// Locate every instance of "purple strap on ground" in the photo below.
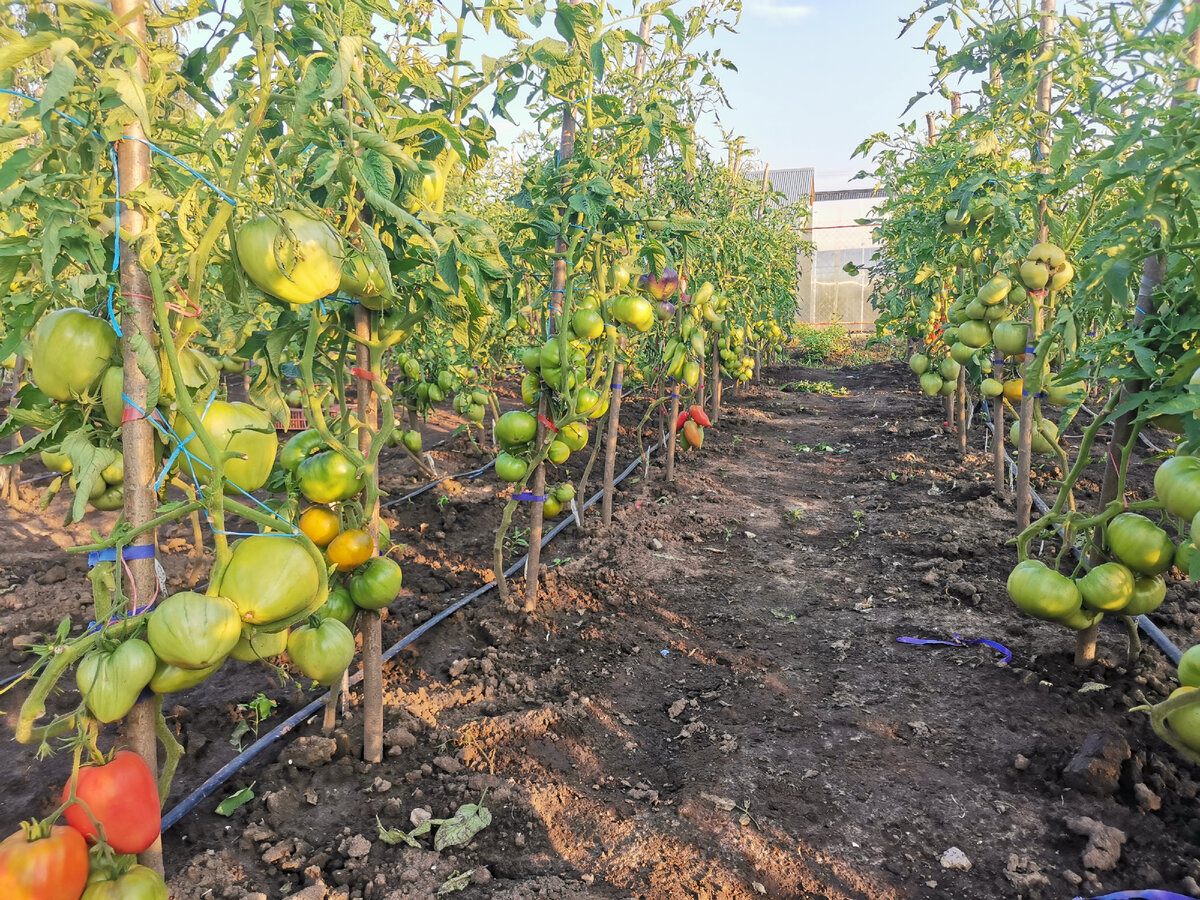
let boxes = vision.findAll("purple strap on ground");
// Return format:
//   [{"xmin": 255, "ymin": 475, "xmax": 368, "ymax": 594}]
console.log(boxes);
[
  {"xmin": 1075, "ymin": 892, "xmax": 1199, "ymax": 900},
  {"xmin": 896, "ymin": 633, "xmax": 1012, "ymax": 665}
]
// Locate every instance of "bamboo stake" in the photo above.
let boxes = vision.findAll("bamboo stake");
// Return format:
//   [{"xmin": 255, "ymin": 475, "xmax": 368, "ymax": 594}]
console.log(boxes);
[
  {"xmin": 993, "ymin": 360, "xmax": 1006, "ymax": 495},
  {"xmin": 112, "ymin": 0, "xmax": 162, "ymax": 876},
  {"xmin": 956, "ymin": 367, "xmax": 967, "ymax": 457},
  {"xmin": 710, "ymin": 339, "xmax": 722, "ymax": 424}
]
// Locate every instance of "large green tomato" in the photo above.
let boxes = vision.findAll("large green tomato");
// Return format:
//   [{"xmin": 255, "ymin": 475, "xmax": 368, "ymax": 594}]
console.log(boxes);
[
  {"xmin": 495, "ymin": 453, "xmax": 527, "ymax": 483},
  {"xmin": 287, "ymin": 618, "xmax": 355, "ymax": 685},
  {"xmin": 219, "ymin": 536, "xmax": 322, "ymax": 626},
  {"xmin": 349, "ymin": 557, "xmax": 403, "ymax": 610},
  {"xmin": 31, "ymin": 309, "xmax": 118, "ymax": 401},
  {"xmin": 992, "ymin": 322, "xmax": 1029, "ymax": 357},
  {"xmin": 159, "ymin": 347, "xmax": 216, "ymax": 402},
  {"xmin": 1077, "ymin": 562, "xmax": 1135, "ymax": 612},
  {"xmin": 147, "ymin": 591, "xmax": 242, "ymax": 669},
  {"xmin": 1166, "ymin": 687, "xmax": 1200, "ymax": 752},
  {"xmin": 230, "ymin": 627, "xmax": 290, "ymax": 662},
  {"xmin": 1154, "ymin": 455, "xmax": 1200, "ymax": 521},
  {"xmin": 1107, "ymin": 513, "xmax": 1175, "ymax": 576},
  {"xmin": 612, "ymin": 295, "xmax": 655, "ymax": 332},
  {"xmin": 1123, "ymin": 574, "xmax": 1167, "ymax": 616},
  {"xmin": 76, "ymin": 640, "xmax": 157, "ymax": 723},
  {"xmin": 496, "ymin": 411, "xmax": 537, "ymax": 450},
  {"xmin": 81, "ymin": 864, "xmax": 168, "ymax": 900},
  {"xmin": 296, "ymin": 450, "xmax": 364, "ymax": 504},
  {"xmin": 174, "ymin": 401, "xmax": 278, "ymax": 493},
  {"xmin": 149, "ymin": 659, "xmax": 222, "ymax": 694},
  {"xmin": 1006, "ymin": 559, "xmax": 1081, "ymax": 621},
  {"xmin": 235, "ymin": 210, "xmax": 342, "ymax": 305}
]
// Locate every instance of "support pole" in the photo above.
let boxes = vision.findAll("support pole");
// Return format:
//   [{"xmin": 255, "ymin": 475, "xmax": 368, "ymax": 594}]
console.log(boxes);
[
  {"xmin": 112, "ymin": 0, "xmax": 162, "ymax": 876},
  {"xmin": 526, "ymin": 32, "xmax": 578, "ymax": 610},
  {"xmin": 355, "ymin": 307, "xmax": 383, "ymax": 763}
]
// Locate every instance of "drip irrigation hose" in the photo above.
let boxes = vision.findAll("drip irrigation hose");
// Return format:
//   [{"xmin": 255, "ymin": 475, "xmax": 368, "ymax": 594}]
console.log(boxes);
[
  {"xmin": 161, "ymin": 438, "xmax": 664, "ymax": 832},
  {"xmin": 380, "ymin": 460, "xmax": 495, "ymax": 509},
  {"xmin": 978, "ymin": 402, "xmax": 1183, "ymax": 665}
]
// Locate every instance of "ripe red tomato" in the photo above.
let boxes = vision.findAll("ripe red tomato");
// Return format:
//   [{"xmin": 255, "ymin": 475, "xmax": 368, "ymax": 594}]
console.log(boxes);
[
  {"xmin": 61, "ymin": 751, "xmax": 161, "ymax": 854},
  {"xmin": 0, "ymin": 824, "xmax": 89, "ymax": 900}
]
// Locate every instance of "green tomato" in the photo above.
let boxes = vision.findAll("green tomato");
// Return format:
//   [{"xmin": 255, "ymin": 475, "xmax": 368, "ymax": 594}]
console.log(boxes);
[
  {"xmin": 100, "ymin": 366, "xmax": 125, "ymax": 428},
  {"xmin": 349, "ymin": 557, "xmax": 404, "ymax": 610},
  {"xmin": 1154, "ymin": 455, "xmax": 1200, "ymax": 522},
  {"xmin": 287, "ymin": 618, "xmax": 355, "ymax": 685},
  {"xmin": 1006, "ymin": 559, "xmax": 1081, "ymax": 621},
  {"xmin": 1107, "ymin": 513, "xmax": 1176, "ymax": 577},
  {"xmin": 82, "ymin": 864, "xmax": 168, "ymax": 900},
  {"xmin": 314, "ymin": 587, "xmax": 357, "ymax": 625},
  {"xmin": 496, "ymin": 411, "xmax": 537, "ymax": 450},
  {"xmin": 77, "ymin": 640, "xmax": 157, "ymax": 723},
  {"xmin": 280, "ymin": 429, "xmax": 324, "ymax": 473},
  {"xmin": 147, "ymin": 591, "xmax": 242, "ymax": 670},
  {"xmin": 31, "ymin": 309, "xmax": 118, "ymax": 402},
  {"xmin": 296, "ymin": 450, "xmax": 364, "ymax": 504},
  {"xmin": 230, "ymin": 627, "xmax": 290, "ymax": 663},
  {"xmin": 339, "ymin": 251, "xmax": 388, "ymax": 307},
  {"xmin": 402, "ymin": 430, "xmax": 422, "ymax": 454},
  {"xmin": 1177, "ymin": 644, "xmax": 1200, "ymax": 688},
  {"xmin": 1123, "ymin": 574, "xmax": 1167, "ymax": 616},
  {"xmin": 174, "ymin": 400, "xmax": 278, "ymax": 493},
  {"xmin": 218, "ymin": 536, "xmax": 323, "ymax": 627},
  {"xmin": 149, "ymin": 658, "xmax": 223, "ymax": 694},
  {"xmin": 559, "ymin": 422, "xmax": 588, "ymax": 452},
  {"xmin": 100, "ymin": 454, "xmax": 124, "ymax": 486},
  {"xmin": 495, "ymin": 453, "xmax": 528, "ymax": 483},
  {"xmin": 546, "ymin": 441, "xmax": 570, "ymax": 465},
  {"xmin": 235, "ymin": 210, "xmax": 342, "ymax": 305},
  {"xmin": 1077, "ymin": 562, "xmax": 1135, "ymax": 612},
  {"xmin": 91, "ymin": 484, "xmax": 124, "ymax": 512}
]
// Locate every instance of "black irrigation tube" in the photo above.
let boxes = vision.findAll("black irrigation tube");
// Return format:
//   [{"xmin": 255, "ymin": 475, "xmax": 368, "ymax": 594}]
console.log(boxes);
[
  {"xmin": 978, "ymin": 403, "xmax": 1184, "ymax": 666},
  {"xmin": 161, "ymin": 438, "xmax": 664, "ymax": 832},
  {"xmin": 380, "ymin": 460, "xmax": 495, "ymax": 509}
]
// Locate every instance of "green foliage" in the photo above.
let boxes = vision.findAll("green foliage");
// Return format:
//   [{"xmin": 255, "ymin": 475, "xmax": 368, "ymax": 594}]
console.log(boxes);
[{"xmin": 791, "ymin": 324, "xmax": 851, "ymax": 366}]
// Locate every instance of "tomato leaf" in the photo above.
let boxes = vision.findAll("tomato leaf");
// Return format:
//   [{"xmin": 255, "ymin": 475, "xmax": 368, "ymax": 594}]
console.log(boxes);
[
  {"xmin": 436, "ymin": 870, "xmax": 474, "ymax": 895},
  {"xmin": 214, "ymin": 784, "xmax": 255, "ymax": 816},
  {"xmin": 433, "ymin": 802, "xmax": 491, "ymax": 851}
]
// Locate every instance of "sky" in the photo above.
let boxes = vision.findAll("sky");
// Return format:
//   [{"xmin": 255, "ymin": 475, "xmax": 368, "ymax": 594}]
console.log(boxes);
[
  {"xmin": 710, "ymin": 0, "xmax": 947, "ymax": 190},
  {"xmin": 477, "ymin": 1, "xmax": 953, "ymax": 193}
]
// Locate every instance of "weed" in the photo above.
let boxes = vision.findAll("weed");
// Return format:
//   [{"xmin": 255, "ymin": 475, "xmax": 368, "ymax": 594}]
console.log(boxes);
[
  {"xmin": 784, "ymin": 508, "xmax": 805, "ymax": 523},
  {"xmin": 437, "ymin": 495, "xmax": 451, "ymax": 509},
  {"xmin": 231, "ymin": 693, "xmax": 278, "ymax": 749},
  {"xmin": 503, "ymin": 527, "xmax": 530, "ymax": 556},
  {"xmin": 791, "ymin": 324, "xmax": 852, "ymax": 366},
  {"xmin": 770, "ymin": 609, "xmax": 797, "ymax": 623},
  {"xmin": 549, "ymin": 557, "xmax": 573, "ymax": 569},
  {"xmin": 780, "ymin": 380, "xmax": 848, "ymax": 396}
]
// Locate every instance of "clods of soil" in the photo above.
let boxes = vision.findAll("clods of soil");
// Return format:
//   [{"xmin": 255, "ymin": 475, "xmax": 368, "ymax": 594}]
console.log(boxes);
[{"xmin": 2, "ymin": 359, "xmax": 1199, "ymax": 899}]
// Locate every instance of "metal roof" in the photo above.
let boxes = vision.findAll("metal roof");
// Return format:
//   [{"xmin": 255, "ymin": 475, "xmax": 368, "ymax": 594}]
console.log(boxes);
[
  {"xmin": 814, "ymin": 187, "xmax": 888, "ymax": 203},
  {"xmin": 745, "ymin": 167, "xmax": 814, "ymax": 206}
]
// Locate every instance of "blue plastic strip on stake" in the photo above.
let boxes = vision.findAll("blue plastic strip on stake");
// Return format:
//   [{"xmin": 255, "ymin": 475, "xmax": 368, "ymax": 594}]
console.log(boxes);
[
  {"xmin": 896, "ymin": 633, "xmax": 1012, "ymax": 665},
  {"xmin": 87, "ymin": 543, "xmax": 156, "ymax": 568},
  {"xmin": 514, "ymin": 492, "xmax": 549, "ymax": 502},
  {"xmin": 1075, "ymin": 892, "xmax": 1199, "ymax": 900}
]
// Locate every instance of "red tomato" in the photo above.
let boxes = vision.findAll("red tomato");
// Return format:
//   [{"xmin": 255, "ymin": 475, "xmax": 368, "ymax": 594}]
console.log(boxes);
[
  {"xmin": 61, "ymin": 751, "xmax": 161, "ymax": 854},
  {"xmin": 689, "ymin": 405, "xmax": 712, "ymax": 427},
  {"xmin": 675, "ymin": 410, "xmax": 690, "ymax": 431},
  {"xmin": 0, "ymin": 825, "xmax": 89, "ymax": 900}
]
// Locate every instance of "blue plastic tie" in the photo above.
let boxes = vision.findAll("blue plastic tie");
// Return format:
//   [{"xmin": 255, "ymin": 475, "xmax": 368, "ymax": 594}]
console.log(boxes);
[
  {"xmin": 1076, "ymin": 893, "xmax": 1199, "ymax": 900},
  {"xmin": 896, "ymin": 634, "xmax": 1012, "ymax": 665},
  {"xmin": 87, "ymin": 543, "xmax": 155, "ymax": 568},
  {"xmin": 611, "ymin": 383, "xmax": 623, "ymax": 391},
  {"xmin": 514, "ymin": 492, "xmax": 549, "ymax": 502}
]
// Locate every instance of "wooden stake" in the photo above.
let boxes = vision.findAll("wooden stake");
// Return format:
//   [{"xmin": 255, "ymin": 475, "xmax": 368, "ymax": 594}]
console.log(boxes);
[
  {"xmin": 993, "ymin": 361, "xmax": 1007, "ymax": 495},
  {"xmin": 1018, "ymin": 0, "xmax": 1056, "ymax": 532},
  {"xmin": 665, "ymin": 385, "xmax": 679, "ymax": 481},
  {"xmin": 710, "ymin": 339, "xmax": 721, "ymax": 425},
  {"xmin": 601, "ymin": 361, "xmax": 624, "ymax": 526},
  {"xmin": 354, "ymin": 305, "xmax": 383, "ymax": 763},
  {"xmin": 111, "ymin": 0, "xmax": 162, "ymax": 876},
  {"xmin": 956, "ymin": 367, "xmax": 967, "ymax": 457}
]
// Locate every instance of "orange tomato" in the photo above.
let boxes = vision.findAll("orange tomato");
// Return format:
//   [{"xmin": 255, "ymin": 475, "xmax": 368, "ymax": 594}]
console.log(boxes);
[
  {"xmin": 299, "ymin": 507, "xmax": 340, "ymax": 548},
  {"xmin": 326, "ymin": 528, "xmax": 374, "ymax": 572}
]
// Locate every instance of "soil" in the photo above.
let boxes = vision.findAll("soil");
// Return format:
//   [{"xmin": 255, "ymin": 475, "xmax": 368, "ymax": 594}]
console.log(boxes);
[{"xmin": 2, "ymin": 358, "xmax": 1199, "ymax": 900}]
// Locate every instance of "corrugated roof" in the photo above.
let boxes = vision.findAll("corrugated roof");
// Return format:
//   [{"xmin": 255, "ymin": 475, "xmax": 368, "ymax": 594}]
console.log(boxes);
[
  {"xmin": 745, "ymin": 167, "xmax": 814, "ymax": 206},
  {"xmin": 814, "ymin": 187, "xmax": 888, "ymax": 202}
]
